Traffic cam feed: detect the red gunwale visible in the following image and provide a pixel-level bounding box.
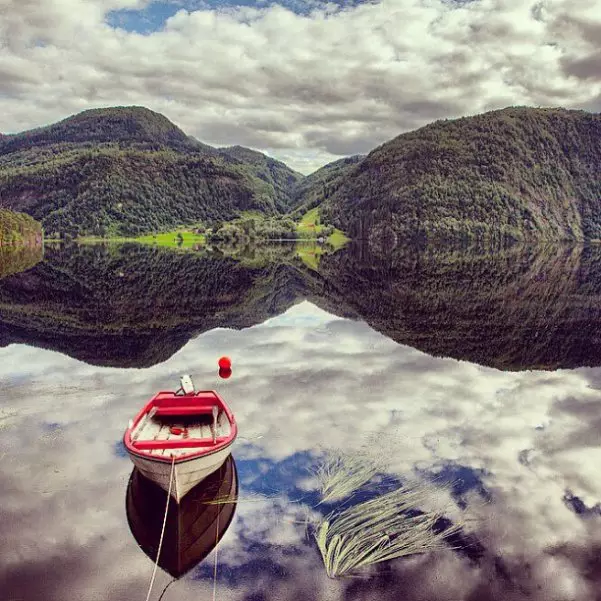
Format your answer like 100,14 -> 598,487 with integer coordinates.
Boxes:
123,389 -> 237,464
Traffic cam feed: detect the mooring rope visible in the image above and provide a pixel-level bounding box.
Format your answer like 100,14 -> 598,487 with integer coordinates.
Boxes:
144,454 -> 177,601
212,500 -> 221,601
156,578 -> 177,601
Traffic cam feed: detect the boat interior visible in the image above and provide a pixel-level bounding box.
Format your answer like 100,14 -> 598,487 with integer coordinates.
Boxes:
129,391 -> 232,456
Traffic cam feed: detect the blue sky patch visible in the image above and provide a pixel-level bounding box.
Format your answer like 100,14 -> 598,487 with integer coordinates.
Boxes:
106,2 -> 181,34
106,0 -> 375,34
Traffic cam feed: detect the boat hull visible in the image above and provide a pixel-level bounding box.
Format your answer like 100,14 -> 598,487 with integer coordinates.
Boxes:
128,443 -> 235,502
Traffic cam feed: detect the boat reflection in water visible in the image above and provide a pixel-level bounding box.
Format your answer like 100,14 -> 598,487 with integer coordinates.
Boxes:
126,454 -> 238,578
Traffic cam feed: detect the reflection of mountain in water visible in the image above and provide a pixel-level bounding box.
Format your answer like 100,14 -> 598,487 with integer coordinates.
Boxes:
0,243 -> 310,367
314,243 -> 601,370
1,241 -> 601,370
126,454 -> 238,578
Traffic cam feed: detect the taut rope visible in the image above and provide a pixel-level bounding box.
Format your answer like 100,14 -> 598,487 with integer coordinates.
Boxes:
144,455 -> 177,601
212,499 -> 221,601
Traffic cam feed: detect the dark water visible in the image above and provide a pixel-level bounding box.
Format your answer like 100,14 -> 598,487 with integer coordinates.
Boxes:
1,241 -> 601,600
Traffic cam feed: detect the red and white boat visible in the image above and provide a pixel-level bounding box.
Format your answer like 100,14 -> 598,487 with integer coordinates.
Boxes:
123,375 -> 237,503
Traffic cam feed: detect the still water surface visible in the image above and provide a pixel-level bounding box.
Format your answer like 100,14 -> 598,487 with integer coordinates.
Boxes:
1,242 -> 601,600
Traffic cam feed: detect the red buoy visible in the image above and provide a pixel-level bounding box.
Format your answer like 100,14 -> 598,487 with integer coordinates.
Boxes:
219,367 -> 232,379
218,356 -> 232,369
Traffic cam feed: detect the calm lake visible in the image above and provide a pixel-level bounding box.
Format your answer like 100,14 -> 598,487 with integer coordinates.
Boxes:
1,241 -> 601,600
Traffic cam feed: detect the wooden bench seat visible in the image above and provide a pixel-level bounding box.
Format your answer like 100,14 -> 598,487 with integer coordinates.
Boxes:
132,436 -> 229,450
153,405 -> 217,416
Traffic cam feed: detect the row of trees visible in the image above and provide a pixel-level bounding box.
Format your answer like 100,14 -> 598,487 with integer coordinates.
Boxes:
207,216 -> 334,243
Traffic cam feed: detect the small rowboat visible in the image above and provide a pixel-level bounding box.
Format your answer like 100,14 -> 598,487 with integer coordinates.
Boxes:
123,375 -> 237,503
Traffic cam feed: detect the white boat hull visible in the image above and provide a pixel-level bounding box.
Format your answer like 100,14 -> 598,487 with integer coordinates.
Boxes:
129,445 -> 234,502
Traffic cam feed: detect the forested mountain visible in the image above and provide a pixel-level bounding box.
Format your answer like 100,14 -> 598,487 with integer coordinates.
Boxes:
3,105 -> 600,241
319,107 -> 601,243
0,107 -> 307,236
0,106 -> 195,154
2,150 -> 277,237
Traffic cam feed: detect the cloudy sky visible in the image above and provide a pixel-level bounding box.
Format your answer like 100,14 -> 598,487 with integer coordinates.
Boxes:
0,0 -> 600,173
2,301 -> 601,600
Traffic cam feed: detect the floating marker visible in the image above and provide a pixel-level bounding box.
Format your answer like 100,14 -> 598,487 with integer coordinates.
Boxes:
218,356 -> 232,369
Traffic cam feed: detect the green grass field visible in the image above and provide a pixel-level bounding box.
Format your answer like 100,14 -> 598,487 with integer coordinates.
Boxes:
78,229 -> 205,248
296,207 -> 322,235
296,207 -> 349,249
134,230 -> 206,248
327,229 -> 350,250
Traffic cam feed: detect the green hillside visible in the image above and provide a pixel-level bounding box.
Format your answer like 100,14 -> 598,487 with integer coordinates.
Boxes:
7,105 -> 597,243
1,149 -> 276,237
0,107 -> 307,236
320,107 -> 601,243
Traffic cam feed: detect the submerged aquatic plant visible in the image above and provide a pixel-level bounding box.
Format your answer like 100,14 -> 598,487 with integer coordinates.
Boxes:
312,449 -> 462,578
315,449 -> 381,503
202,492 -> 272,505
315,483 -> 462,578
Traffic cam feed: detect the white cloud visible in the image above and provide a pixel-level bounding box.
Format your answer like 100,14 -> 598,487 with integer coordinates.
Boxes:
0,0 -> 600,172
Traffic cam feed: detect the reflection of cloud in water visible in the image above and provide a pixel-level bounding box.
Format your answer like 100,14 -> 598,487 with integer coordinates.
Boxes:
1,302 -> 601,599
261,300 -> 334,328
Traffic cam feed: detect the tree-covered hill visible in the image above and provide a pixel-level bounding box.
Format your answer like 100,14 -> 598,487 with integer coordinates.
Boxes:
1,149 -> 279,237
0,107 -> 308,236
320,107 -> 601,243
6,104 -> 598,242
0,106 -> 196,154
